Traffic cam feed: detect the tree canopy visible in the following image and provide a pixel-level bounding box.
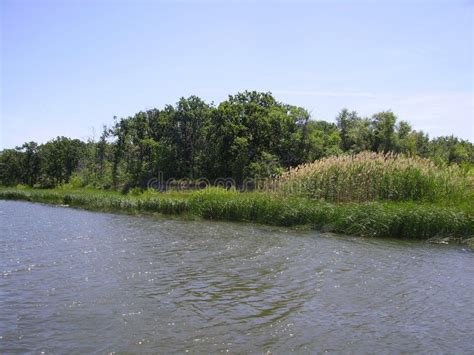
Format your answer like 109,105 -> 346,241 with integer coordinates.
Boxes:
1,91 -> 472,189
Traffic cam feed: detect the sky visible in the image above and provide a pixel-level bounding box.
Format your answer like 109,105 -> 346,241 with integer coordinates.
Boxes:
1,0 -> 473,149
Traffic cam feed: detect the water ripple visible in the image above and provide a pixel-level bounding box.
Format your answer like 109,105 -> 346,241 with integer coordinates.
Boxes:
1,200 -> 473,353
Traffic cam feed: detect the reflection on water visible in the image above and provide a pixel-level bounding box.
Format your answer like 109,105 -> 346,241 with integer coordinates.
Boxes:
0,200 -> 473,353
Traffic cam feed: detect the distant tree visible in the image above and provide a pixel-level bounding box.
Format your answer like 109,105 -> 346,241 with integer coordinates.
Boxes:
171,96 -> 212,178
371,111 -> 397,153
0,149 -> 23,186
1,91 -> 472,190
336,109 -> 361,151
414,131 -> 430,158
396,120 -> 413,154
18,142 -> 41,186
430,136 -> 474,164
206,91 -> 313,182
347,117 -> 372,153
39,137 -> 85,185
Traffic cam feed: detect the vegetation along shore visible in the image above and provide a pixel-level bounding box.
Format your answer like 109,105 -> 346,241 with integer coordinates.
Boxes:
1,152 -> 473,243
1,92 -> 473,243
0,185 -> 472,243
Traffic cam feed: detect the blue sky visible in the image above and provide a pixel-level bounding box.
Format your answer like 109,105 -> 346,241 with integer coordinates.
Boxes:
1,0 -> 473,149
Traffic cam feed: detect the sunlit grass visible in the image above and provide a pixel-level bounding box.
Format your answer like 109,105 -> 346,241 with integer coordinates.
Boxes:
1,186 -> 472,241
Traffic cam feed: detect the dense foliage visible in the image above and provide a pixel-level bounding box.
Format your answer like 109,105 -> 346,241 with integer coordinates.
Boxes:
1,91 -> 473,189
276,152 -> 468,202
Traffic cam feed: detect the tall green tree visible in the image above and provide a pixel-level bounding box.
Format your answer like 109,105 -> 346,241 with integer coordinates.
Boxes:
371,111 -> 397,153
40,137 -> 85,185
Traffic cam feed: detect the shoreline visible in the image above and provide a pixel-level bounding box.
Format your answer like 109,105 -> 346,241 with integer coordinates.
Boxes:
1,187 -> 473,244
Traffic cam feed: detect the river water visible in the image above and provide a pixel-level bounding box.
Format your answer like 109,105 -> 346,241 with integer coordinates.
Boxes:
1,200 -> 473,353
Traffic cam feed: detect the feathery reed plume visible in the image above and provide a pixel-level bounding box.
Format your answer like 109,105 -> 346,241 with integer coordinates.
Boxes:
275,152 -> 467,202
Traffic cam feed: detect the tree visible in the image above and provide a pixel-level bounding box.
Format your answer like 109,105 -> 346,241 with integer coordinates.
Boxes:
206,91 -> 311,182
171,96 -> 212,178
2,91 -> 473,190
396,120 -> 413,154
0,149 -> 23,186
39,137 -> 85,185
18,142 -> 41,186
430,136 -> 474,164
347,117 -> 372,153
336,109 -> 360,151
371,111 -> 397,153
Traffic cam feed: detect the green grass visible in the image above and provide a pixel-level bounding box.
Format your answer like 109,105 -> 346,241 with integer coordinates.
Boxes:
1,186 -> 472,242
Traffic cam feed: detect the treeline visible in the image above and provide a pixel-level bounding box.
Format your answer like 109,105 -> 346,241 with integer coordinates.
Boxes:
1,91 -> 473,189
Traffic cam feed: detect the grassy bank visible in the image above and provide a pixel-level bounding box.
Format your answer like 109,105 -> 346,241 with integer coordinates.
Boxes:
1,187 -> 472,241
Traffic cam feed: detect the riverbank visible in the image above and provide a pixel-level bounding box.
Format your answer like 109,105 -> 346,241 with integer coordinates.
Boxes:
1,187 -> 472,243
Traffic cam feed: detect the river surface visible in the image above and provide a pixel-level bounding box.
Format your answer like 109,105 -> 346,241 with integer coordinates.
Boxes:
1,200 -> 473,353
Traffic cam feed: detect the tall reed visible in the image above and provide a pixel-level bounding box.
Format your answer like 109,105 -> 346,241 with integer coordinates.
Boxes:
275,152 -> 467,202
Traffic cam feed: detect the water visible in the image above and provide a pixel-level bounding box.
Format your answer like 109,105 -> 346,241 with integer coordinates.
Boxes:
1,200 -> 473,353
